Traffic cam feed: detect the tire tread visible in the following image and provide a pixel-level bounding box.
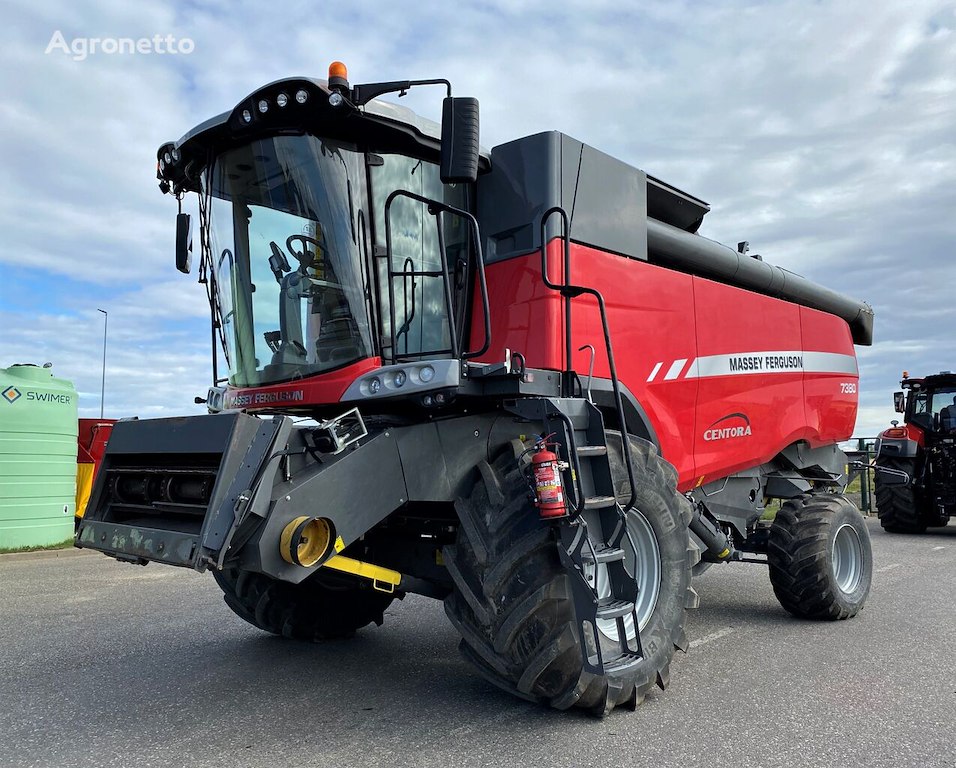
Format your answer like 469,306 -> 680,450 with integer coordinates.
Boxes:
444,432 -> 695,715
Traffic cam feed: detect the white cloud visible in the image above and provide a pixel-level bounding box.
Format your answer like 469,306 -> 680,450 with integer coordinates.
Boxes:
1,0 -> 954,441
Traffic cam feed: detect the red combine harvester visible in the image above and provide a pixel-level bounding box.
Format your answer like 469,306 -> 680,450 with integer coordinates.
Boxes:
77,63 -> 875,715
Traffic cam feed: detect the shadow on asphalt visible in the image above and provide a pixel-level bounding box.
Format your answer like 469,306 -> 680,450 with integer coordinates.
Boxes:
24,599 -> 569,743
875,524 -> 956,538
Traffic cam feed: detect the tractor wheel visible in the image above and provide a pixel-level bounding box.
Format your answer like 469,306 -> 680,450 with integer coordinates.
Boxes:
212,566 -> 395,641
874,456 -> 927,533
443,432 -> 697,715
768,493 -> 872,620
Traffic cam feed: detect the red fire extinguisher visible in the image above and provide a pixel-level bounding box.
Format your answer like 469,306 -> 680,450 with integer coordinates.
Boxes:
532,438 -> 568,519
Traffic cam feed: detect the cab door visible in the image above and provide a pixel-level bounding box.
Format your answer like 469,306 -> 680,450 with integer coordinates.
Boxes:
369,154 -> 473,363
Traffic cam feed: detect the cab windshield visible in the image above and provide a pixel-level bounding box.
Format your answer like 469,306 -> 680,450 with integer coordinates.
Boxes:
204,135 -> 372,387
910,386 -> 956,432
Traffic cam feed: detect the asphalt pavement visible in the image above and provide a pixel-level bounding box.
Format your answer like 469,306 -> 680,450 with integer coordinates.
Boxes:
1,518 -> 954,768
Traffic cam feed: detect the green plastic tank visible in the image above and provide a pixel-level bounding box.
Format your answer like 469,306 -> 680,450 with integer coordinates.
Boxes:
0,364 -> 78,549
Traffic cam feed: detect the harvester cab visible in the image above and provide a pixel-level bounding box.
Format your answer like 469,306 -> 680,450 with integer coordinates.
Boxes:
77,62 -> 876,716
875,371 -> 956,532
161,64 -> 486,413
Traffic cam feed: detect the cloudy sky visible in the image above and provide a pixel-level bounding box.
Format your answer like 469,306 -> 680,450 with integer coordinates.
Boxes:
1,0 -> 954,436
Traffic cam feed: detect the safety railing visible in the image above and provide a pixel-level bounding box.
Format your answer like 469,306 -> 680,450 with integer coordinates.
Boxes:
845,438 -> 878,514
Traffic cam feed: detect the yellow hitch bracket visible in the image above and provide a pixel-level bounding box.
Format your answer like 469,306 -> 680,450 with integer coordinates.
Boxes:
323,555 -> 402,594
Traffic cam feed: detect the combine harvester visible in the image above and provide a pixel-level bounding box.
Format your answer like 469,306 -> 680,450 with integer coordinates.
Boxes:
77,63 -> 875,715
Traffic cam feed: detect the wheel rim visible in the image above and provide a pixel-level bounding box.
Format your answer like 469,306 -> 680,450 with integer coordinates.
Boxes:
832,522 -> 864,593
590,510 -> 661,641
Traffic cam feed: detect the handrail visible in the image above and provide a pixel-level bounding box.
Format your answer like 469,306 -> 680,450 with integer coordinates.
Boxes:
538,207 -> 637,512
383,189 -> 491,362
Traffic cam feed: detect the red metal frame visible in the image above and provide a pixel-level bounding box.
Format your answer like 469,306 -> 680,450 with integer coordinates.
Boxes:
77,419 -> 117,466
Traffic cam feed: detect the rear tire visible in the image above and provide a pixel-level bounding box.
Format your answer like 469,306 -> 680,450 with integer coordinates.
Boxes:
443,432 -> 696,715
874,456 -> 927,533
213,567 -> 395,641
768,493 -> 872,620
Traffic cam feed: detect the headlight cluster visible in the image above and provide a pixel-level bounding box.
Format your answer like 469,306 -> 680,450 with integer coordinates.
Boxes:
237,87 -> 311,125
361,364 -> 436,397
157,144 -> 182,180
342,359 -> 459,405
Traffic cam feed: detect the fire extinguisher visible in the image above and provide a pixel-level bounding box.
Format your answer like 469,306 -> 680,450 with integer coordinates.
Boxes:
531,438 -> 568,519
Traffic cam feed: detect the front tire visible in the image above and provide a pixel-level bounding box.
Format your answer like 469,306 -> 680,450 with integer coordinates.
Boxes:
443,432 -> 697,715
874,456 -> 927,533
768,493 -> 872,620
213,566 -> 395,641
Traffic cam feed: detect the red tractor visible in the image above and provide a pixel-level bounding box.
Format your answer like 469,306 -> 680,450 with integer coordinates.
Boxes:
77,63 -> 875,715
875,371 -> 956,532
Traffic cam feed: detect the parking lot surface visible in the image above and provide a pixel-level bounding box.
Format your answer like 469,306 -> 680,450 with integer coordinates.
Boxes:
1,518 -> 954,768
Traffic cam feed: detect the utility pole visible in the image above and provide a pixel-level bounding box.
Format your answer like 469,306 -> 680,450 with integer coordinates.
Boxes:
97,308 -> 107,419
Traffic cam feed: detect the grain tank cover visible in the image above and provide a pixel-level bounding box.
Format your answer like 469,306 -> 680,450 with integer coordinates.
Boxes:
478,132 -> 650,263
477,130 -> 872,345
0,364 -> 78,548
646,175 -> 710,233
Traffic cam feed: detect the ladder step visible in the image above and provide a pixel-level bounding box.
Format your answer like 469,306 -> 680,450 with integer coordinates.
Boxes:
581,545 -> 626,564
603,652 -> 643,675
584,495 -> 616,511
576,445 -> 608,458
596,597 -> 635,620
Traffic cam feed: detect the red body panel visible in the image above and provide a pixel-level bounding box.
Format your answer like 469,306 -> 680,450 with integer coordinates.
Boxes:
77,419 -> 117,466
878,422 -> 925,447
471,241 -> 860,491
223,357 -> 382,411
798,306 -> 859,444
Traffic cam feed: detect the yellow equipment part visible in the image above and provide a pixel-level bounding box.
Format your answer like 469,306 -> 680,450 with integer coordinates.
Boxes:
279,516 -> 333,567
323,555 -> 402,594
75,463 -> 95,520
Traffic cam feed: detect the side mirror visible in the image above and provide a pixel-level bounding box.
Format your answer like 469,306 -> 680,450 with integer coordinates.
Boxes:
893,391 -> 905,413
440,97 -> 479,184
176,213 -> 193,274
